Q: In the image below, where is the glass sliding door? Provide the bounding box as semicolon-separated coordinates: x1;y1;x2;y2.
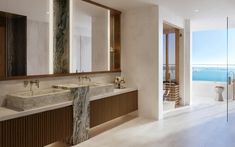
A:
227;17;235;121
192;24;228;106
192;17;234;121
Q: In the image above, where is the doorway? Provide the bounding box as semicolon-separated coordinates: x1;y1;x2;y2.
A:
192;17;235;121
163;23;184;112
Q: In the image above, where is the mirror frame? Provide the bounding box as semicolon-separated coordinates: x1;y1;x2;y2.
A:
0;0;121;81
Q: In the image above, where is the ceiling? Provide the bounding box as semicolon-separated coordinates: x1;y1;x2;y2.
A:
0;0;234;29
93;0;235;19
93;0;235;30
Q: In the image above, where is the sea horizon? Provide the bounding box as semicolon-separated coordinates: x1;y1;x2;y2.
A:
192;64;235;68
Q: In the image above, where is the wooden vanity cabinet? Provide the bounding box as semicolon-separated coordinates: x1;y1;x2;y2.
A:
90;90;138;128
0;91;138;147
0;106;73;147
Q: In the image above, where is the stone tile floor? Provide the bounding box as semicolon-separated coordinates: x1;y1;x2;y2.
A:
77;100;235;147
48;99;235;147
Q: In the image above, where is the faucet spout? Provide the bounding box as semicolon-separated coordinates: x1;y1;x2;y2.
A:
78;75;92;85
30;80;40;88
23;80;40;95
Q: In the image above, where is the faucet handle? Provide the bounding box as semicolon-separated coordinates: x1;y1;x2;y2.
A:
23;81;29;88
78;76;82;82
87;76;91;82
84;76;91;82
29;80;40;88
35;80;40;88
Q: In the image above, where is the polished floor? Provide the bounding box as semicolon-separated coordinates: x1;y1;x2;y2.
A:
76;100;235;147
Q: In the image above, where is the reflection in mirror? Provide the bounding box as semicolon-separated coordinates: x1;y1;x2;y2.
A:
1;12;27;77
0;0;121;80
0;0;50;77
71;0;110;73
110;11;121;71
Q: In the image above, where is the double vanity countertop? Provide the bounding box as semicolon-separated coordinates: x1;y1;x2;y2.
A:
0;87;137;122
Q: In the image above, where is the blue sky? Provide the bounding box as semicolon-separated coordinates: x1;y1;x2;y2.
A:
192;28;235;65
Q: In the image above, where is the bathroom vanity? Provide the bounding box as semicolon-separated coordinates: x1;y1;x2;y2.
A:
0;106;73;147
0;0;130;146
0;87;138;147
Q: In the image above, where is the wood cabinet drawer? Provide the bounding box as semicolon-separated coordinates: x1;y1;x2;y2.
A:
0;106;73;147
90;91;138;128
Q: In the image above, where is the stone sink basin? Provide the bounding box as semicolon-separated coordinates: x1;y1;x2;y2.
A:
6;88;72;111
53;82;114;97
89;83;114;97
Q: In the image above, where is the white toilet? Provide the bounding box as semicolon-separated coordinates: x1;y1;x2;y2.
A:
215;86;224;101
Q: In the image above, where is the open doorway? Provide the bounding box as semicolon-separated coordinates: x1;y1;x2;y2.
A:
191;17;235;122
192;28;235;107
163;23;185;112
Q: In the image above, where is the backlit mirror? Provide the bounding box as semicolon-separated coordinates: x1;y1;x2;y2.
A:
0;0;121;80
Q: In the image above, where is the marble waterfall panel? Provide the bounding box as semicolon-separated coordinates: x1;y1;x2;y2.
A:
53;0;70;74
70;86;90;145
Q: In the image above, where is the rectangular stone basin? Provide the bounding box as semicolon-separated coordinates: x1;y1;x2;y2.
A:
6;88;72;111
53;83;114;97
88;83;114;97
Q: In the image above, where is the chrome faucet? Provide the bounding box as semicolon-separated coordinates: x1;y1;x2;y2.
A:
30;80;40;88
83;76;91;82
24;80;29;88
23;80;40;95
78;75;91;85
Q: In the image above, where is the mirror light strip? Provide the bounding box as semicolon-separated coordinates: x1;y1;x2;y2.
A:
70;0;74;73
108;10;111;71
49;0;53;74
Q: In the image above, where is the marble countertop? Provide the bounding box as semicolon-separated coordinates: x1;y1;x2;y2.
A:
0;88;137;122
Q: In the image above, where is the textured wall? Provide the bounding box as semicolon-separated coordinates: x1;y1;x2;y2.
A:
121;6;159;119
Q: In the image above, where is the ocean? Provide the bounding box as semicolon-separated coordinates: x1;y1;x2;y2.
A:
193;67;235;82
